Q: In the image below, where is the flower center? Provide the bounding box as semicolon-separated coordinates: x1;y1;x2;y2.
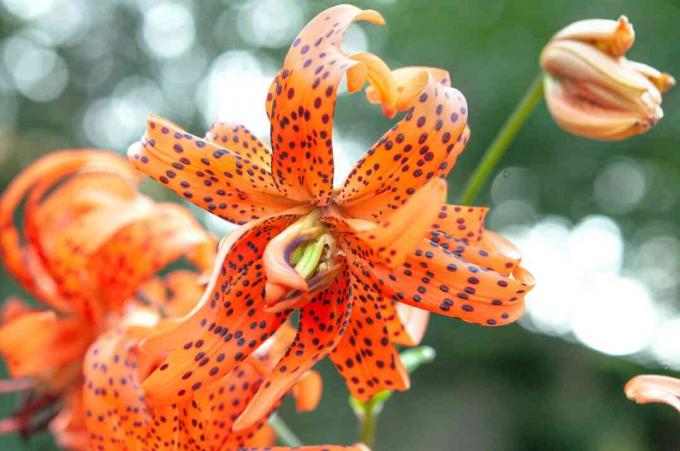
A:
262;210;341;312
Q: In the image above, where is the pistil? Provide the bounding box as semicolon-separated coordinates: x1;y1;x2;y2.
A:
263;211;340;310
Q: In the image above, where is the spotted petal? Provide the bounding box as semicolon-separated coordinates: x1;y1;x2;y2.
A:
267;4;385;204
233;265;352;430
336;69;468;219
205;120;272;170
330;271;409;401
140;210;307;405
352;238;534;327
129;115;297;225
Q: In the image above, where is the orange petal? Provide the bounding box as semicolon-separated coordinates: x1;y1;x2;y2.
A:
436;125;470;178
0;150;138;312
86;202;215;311
137;270;209;318
140;211;305;406
205;120;273;170
268;5;385;204
83;328;153;450
291;370;323;412
366;66;452;114
476;230;523;276
128;115;297;225
352;238;534;327
330;272;409;401
233;265;351;431
336;72;468;219
350;52;398;117
389;302;430;347
0;311;90;377
353;177;447;268
625;374;680;414
430;204;488;242
176;354;278;449
428;206;523;276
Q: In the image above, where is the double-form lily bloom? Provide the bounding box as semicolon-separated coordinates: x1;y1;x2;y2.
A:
84;314;358;451
0;150;215;446
541;16;675;140
128;4;534;430
625;375;680;415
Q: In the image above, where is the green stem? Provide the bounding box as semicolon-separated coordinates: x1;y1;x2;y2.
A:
458;75;544;205
269;413;303;447
359;397;379;448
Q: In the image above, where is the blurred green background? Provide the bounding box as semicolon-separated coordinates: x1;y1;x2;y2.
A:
1;0;679;449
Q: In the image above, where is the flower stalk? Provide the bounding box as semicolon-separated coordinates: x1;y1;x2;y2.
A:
351;346;437;448
269;413;303;447
458;75;544;205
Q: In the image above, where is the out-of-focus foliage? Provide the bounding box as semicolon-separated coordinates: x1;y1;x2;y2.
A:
0;0;678;449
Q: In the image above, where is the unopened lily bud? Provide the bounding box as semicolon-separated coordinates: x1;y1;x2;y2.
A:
541;15;675;141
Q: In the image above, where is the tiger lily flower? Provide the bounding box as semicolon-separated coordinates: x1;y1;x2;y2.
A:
84;313;354;450
128;4;534;430
625;375;680;415
541;16;675;141
0;150;215;446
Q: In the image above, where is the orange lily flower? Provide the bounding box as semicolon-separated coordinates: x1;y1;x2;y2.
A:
625;374;680;415
83;310;353;451
0;150;215;445
128;4;534;430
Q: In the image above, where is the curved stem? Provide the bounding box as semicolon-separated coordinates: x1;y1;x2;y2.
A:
458;75;544;205
269;413;303;447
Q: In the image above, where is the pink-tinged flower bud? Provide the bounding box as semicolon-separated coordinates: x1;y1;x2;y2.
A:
541;16;675;141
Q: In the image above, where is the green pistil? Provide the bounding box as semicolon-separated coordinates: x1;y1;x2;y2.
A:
293;239;326;280
289;243;306;265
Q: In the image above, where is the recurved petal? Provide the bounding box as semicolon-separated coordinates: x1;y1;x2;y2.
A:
552;16;635;57
330;271;409;401
140;211;305;406
336;72;468;219
625;375;680;415
233;265;352;431
366;66;452;114
129;115;297;225
354;238;534;327
268;4;385;204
